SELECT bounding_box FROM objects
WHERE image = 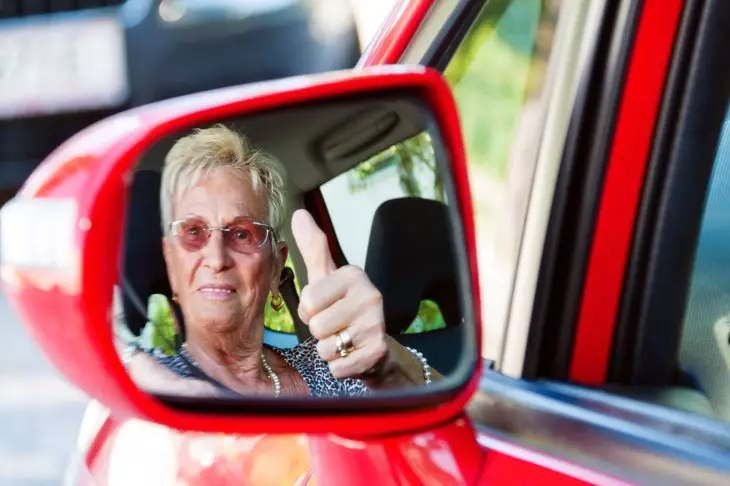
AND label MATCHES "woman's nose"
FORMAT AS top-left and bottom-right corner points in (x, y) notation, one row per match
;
(201, 230), (232, 272)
